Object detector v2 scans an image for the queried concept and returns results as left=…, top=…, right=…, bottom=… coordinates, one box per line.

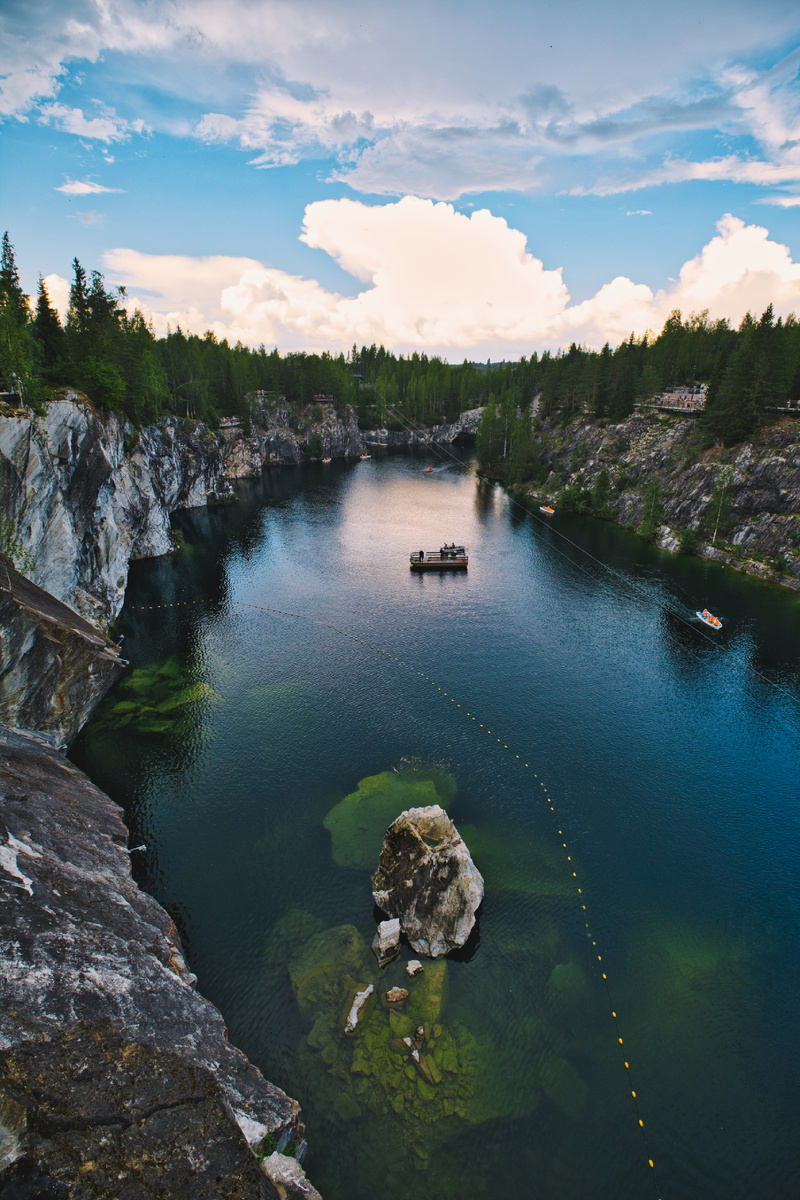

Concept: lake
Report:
left=72, top=449, right=800, bottom=1200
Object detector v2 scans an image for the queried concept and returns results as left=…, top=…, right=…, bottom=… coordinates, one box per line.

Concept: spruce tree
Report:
left=33, top=276, right=65, bottom=381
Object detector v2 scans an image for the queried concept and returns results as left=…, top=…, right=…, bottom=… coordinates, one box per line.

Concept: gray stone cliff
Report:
left=361, top=405, right=483, bottom=450
left=0, top=559, right=125, bottom=747
left=0, top=395, right=363, bottom=626
left=0, top=725, right=319, bottom=1199
left=522, top=412, right=800, bottom=589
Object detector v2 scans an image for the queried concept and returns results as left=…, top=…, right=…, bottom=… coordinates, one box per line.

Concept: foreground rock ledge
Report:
left=372, top=805, right=484, bottom=958
left=0, top=725, right=319, bottom=1199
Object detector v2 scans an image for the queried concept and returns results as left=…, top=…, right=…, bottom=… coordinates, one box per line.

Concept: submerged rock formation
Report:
left=0, top=558, right=124, bottom=746
left=0, top=724, right=317, bottom=1198
left=372, top=805, right=484, bottom=958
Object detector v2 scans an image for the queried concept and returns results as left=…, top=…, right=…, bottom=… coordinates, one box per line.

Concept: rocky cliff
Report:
left=361, top=405, right=483, bottom=450
left=0, top=396, right=363, bottom=626
left=522, top=411, right=800, bottom=590
left=0, top=724, right=320, bottom=1199
left=0, top=559, right=125, bottom=747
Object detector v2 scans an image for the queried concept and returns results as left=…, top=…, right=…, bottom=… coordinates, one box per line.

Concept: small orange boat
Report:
left=697, top=609, right=722, bottom=629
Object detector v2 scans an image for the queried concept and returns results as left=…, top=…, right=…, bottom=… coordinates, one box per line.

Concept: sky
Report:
left=2, top=0, right=800, bottom=358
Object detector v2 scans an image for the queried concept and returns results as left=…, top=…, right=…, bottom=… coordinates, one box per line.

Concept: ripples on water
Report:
left=72, top=452, right=800, bottom=1200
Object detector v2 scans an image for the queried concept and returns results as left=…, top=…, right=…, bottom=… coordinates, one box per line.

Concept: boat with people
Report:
left=360, top=454, right=371, bottom=460
left=322, top=457, right=332, bottom=463
left=697, top=608, right=723, bottom=629
left=540, top=505, right=555, bottom=515
left=410, top=544, right=468, bottom=571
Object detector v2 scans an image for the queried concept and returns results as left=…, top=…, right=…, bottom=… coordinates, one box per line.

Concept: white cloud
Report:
left=37, top=102, right=142, bottom=141
left=2, top=1, right=799, bottom=199
left=627, top=210, right=653, bottom=216
left=56, top=177, right=124, bottom=195
left=580, top=154, right=800, bottom=196
left=42, top=273, right=70, bottom=321
left=102, top=200, right=800, bottom=357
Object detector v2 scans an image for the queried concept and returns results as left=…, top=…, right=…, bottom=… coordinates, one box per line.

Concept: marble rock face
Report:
left=372, top=805, right=483, bottom=959
left=0, top=725, right=308, bottom=1198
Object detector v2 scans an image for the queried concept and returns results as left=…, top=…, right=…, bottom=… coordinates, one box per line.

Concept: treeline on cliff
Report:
left=2, top=235, right=799, bottom=443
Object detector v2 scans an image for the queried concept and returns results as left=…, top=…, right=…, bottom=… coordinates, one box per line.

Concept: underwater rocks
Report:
left=323, top=770, right=444, bottom=871
left=372, top=917, right=401, bottom=967
left=372, top=805, right=484, bottom=959
left=344, top=985, right=374, bottom=1035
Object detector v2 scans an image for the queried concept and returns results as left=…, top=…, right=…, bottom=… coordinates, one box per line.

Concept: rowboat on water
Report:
left=322, top=457, right=332, bottom=463
left=540, top=505, right=555, bottom=515
left=360, top=454, right=371, bottom=460
left=697, top=609, right=722, bottom=629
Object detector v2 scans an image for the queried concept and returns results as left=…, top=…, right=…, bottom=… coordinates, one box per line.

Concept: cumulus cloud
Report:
left=42, top=273, right=70, bottom=321
left=101, top=200, right=800, bottom=357
left=56, top=177, right=124, bottom=195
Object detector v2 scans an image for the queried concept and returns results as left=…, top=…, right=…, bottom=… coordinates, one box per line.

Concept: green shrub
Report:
left=678, top=527, right=698, bottom=555
left=306, top=431, right=323, bottom=458
left=0, top=517, right=34, bottom=574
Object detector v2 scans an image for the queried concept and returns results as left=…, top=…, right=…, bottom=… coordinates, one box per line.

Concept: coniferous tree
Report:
left=476, top=394, right=502, bottom=470
left=0, top=233, right=45, bottom=406
left=33, top=276, right=66, bottom=382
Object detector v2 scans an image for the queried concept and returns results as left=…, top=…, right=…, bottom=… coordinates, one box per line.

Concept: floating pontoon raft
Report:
left=410, top=546, right=468, bottom=571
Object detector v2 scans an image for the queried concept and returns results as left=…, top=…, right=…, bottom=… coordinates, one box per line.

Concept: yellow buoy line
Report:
left=123, top=592, right=661, bottom=1195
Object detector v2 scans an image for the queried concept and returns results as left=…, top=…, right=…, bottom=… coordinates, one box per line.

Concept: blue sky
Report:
left=2, top=0, right=800, bottom=356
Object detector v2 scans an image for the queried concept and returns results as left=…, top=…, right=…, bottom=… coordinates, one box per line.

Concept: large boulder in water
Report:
left=372, top=805, right=483, bottom=958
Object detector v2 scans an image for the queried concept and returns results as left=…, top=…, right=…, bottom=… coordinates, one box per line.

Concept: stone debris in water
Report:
left=406, top=959, right=424, bottom=976
left=261, top=1151, right=323, bottom=1200
left=344, top=984, right=374, bottom=1035
left=371, top=916, right=401, bottom=967
left=372, top=805, right=484, bottom=958
left=385, top=987, right=408, bottom=1004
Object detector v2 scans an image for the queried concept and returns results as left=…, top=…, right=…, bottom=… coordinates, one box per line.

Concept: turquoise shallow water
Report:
left=72, top=451, right=800, bottom=1199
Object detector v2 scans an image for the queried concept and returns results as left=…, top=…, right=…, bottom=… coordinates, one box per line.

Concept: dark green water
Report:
left=72, top=452, right=800, bottom=1200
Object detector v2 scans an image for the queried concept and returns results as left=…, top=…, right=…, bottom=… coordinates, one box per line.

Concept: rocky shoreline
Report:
left=0, top=396, right=482, bottom=628
left=0, top=725, right=319, bottom=1199
left=0, top=395, right=338, bottom=1195
left=516, top=410, right=800, bottom=592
